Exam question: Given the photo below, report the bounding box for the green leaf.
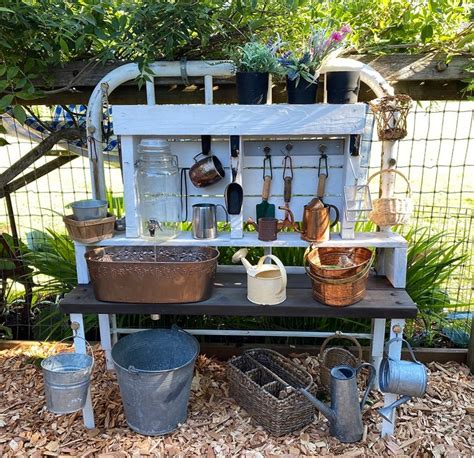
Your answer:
[7,66,18,80]
[12,105,27,124]
[59,37,69,54]
[421,24,433,42]
[0,137,10,146]
[0,93,14,110]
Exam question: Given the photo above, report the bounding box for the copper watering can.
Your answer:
[378,338,428,423]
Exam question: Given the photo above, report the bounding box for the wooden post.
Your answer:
[468,319,474,374]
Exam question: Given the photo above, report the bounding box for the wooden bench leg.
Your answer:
[381,318,405,438]
[70,312,95,429]
[98,314,114,370]
[371,318,386,390]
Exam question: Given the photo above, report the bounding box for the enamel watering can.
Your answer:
[301,363,376,443]
[378,338,428,423]
[232,248,287,305]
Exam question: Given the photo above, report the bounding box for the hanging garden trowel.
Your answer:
[256,147,275,219]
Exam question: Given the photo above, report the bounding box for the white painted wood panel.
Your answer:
[113,104,367,136]
[77,231,407,249]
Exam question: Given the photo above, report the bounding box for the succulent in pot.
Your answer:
[279,25,351,104]
[233,37,283,105]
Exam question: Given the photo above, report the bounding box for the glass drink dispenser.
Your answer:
[136,139,180,240]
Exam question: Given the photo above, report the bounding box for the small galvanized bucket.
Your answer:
[379,338,427,397]
[41,336,94,414]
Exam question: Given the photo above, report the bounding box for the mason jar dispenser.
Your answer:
[136,139,180,240]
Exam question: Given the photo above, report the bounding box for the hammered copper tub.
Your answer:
[85,246,219,303]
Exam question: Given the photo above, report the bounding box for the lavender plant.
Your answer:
[234,36,284,74]
[279,25,351,86]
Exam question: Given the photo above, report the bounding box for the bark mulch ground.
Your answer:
[0,343,473,457]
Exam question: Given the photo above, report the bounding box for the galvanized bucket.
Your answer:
[379,338,427,397]
[112,328,199,436]
[41,336,94,414]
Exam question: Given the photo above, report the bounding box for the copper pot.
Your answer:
[301,199,339,242]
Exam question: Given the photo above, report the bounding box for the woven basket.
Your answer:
[368,169,412,227]
[227,348,316,436]
[304,247,374,307]
[63,214,115,244]
[319,333,362,392]
[369,94,412,141]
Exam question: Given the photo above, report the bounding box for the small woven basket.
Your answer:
[304,247,374,307]
[368,169,412,227]
[63,214,115,244]
[369,94,412,141]
[319,333,362,392]
[227,348,315,436]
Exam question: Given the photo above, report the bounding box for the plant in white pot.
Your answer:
[233,37,283,105]
[279,25,351,104]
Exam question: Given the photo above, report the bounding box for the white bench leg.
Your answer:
[381,318,405,437]
[70,313,95,429]
[98,314,114,370]
[371,318,386,390]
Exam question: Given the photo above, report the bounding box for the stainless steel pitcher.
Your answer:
[192,203,228,239]
[301,363,376,443]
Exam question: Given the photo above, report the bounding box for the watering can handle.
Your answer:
[384,337,421,364]
[356,362,376,411]
[256,255,287,296]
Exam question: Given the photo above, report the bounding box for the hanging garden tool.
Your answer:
[225,135,244,215]
[256,146,275,219]
[280,143,296,229]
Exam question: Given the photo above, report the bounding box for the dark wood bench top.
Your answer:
[60,273,417,319]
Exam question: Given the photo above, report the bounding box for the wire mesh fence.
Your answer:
[0,101,472,344]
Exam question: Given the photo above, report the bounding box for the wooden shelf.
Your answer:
[60,272,417,318]
[75,231,407,249]
[112,104,367,136]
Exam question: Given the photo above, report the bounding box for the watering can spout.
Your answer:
[299,390,337,424]
[231,248,254,274]
[378,395,411,423]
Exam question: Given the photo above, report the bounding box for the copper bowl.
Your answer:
[85,246,219,303]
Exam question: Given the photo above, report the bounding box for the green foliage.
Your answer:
[233,39,283,73]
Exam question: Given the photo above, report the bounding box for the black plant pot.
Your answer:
[326,71,361,104]
[236,72,269,105]
[286,77,318,104]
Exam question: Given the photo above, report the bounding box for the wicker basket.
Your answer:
[319,333,362,392]
[304,247,374,307]
[369,94,412,141]
[63,214,115,244]
[368,169,412,227]
[227,348,316,436]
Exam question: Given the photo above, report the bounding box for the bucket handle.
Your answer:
[256,254,287,296]
[49,334,94,371]
[367,168,412,197]
[303,247,375,285]
[384,337,421,365]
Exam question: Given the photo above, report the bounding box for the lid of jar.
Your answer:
[139,138,170,151]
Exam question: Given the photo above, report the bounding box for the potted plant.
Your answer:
[279,25,351,104]
[233,38,282,105]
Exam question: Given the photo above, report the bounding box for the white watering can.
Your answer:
[232,248,287,305]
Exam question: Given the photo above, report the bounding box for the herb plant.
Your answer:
[279,25,351,86]
[233,38,283,74]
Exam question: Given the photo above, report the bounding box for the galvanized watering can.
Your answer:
[41,336,94,414]
[378,338,428,423]
[301,363,376,443]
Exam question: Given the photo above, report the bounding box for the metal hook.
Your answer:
[263,146,272,179]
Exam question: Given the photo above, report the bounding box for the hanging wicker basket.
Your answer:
[319,333,362,392]
[63,214,115,244]
[369,94,412,141]
[368,169,412,227]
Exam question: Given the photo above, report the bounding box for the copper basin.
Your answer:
[85,246,219,303]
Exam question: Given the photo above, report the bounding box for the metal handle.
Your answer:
[216,203,229,225]
[384,337,421,364]
[50,335,94,370]
[326,203,340,228]
[356,362,376,410]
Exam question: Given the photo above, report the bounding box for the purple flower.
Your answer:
[330,31,344,42]
[340,24,351,35]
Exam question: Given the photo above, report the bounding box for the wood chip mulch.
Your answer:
[0,343,473,457]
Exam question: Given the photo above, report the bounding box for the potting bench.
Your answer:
[60,59,417,438]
